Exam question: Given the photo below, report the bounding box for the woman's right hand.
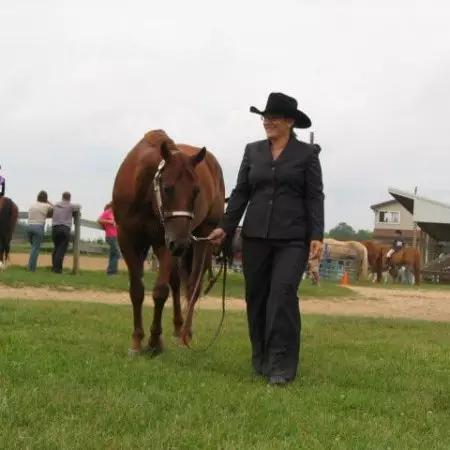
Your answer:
[207,228,226,246]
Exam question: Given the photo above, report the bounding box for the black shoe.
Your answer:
[268,375,290,386]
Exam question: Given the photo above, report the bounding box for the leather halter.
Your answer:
[152,159,195,224]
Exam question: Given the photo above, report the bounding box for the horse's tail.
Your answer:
[360,244,369,280]
[0,197,13,235]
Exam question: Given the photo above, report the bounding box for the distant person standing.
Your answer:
[97,202,120,275]
[51,191,81,273]
[0,165,6,197]
[26,190,53,272]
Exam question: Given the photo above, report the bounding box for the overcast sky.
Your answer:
[2,0,450,239]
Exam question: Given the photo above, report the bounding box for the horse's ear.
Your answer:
[191,147,206,167]
[161,142,171,162]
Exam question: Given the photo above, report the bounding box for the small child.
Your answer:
[386,230,405,264]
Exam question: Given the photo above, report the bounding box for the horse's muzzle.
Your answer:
[167,238,190,257]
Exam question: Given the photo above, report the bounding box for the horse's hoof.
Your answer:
[179,333,192,347]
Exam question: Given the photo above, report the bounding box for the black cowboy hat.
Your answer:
[249,92,312,129]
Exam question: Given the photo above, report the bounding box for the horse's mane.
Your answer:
[144,129,178,153]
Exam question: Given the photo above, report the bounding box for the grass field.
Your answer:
[0,265,354,300]
[0,300,449,449]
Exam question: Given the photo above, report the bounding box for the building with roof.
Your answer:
[370,198,417,243]
[371,187,450,265]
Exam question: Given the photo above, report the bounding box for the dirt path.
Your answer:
[1,284,449,323]
[9,252,125,271]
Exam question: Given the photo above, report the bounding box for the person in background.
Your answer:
[0,165,5,197]
[385,229,405,266]
[97,202,120,275]
[26,190,53,272]
[51,191,81,274]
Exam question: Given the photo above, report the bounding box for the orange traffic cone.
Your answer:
[340,271,350,286]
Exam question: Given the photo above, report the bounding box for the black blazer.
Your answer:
[219,137,325,242]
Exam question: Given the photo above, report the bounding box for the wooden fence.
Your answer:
[18,211,102,275]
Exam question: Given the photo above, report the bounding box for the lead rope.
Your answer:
[182,241,228,353]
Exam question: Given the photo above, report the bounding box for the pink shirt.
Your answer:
[99,209,117,238]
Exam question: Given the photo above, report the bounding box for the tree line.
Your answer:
[325,222,372,241]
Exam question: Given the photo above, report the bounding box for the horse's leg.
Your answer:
[376,256,383,283]
[179,241,210,345]
[118,230,147,355]
[0,237,4,270]
[169,259,183,338]
[4,235,11,269]
[147,244,174,355]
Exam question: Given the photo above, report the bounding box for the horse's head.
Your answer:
[153,142,206,257]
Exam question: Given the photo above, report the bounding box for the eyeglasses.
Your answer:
[261,115,285,122]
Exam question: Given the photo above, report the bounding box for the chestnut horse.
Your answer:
[361,240,390,283]
[0,197,19,270]
[389,247,421,285]
[112,129,225,355]
[361,240,420,285]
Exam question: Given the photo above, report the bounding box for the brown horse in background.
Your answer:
[361,240,394,283]
[0,197,19,270]
[361,240,384,282]
[112,129,225,355]
[389,247,421,285]
[361,240,420,285]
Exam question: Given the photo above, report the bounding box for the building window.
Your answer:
[377,210,400,225]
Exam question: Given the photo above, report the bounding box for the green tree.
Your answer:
[354,229,372,241]
[328,222,357,240]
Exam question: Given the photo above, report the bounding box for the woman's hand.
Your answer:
[207,228,227,246]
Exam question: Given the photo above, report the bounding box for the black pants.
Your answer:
[242,237,309,381]
[51,225,71,273]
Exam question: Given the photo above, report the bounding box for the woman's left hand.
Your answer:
[309,240,323,259]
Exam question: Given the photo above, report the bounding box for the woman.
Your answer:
[97,202,120,275]
[208,92,325,386]
[26,190,53,272]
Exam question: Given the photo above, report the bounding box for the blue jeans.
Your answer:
[26,223,45,271]
[106,237,120,274]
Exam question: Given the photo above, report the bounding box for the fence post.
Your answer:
[72,211,81,275]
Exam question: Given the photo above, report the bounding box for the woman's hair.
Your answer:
[37,190,48,203]
[104,201,113,210]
